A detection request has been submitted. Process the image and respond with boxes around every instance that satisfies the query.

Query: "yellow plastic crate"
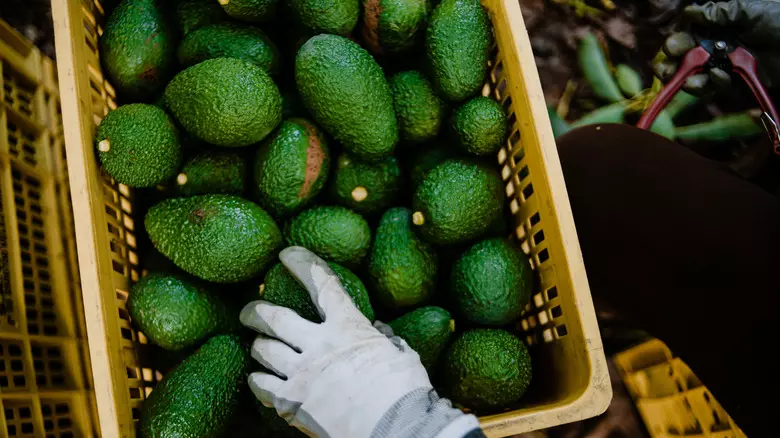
[615,339,744,438]
[51,0,611,435]
[0,18,97,437]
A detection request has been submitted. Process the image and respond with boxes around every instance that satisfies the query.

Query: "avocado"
[388,306,453,374]
[175,150,247,196]
[219,0,278,23]
[426,0,492,102]
[95,104,182,187]
[368,207,438,308]
[329,153,401,215]
[145,195,282,283]
[389,71,445,143]
[127,273,238,350]
[296,34,398,161]
[451,96,508,156]
[254,118,330,218]
[176,0,229,35]
[100,0,176,100]
[442,329,532,410]
[407,145,456,188]
[164,58,282,147]
[139,335,251,437]
[178,23,281,75]
[290,0,359,35]
[262,262,374,322]
[284,206,371,265]
[361,0,429,55]
[451,238,532,325]
[412,159,503,244]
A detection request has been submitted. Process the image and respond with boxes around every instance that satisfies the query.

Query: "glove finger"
[372,320,395,338]
[684,2,740,28]
[240,300,318,351]
[248,371,287,408]
[682,73,711,95]
[251,335,302,379]
[663,32,696,58]
[280,246,360,322]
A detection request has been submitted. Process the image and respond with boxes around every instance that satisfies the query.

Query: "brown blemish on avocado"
[297,120,325,199]
[361,0,383,55]
[139,66,157,82]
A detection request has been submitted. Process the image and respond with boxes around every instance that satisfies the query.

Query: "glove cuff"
[370,388,481,438]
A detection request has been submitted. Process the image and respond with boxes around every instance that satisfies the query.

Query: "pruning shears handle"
[638,44,780,154]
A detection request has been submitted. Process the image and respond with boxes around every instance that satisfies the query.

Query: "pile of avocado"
[99,0,536,435]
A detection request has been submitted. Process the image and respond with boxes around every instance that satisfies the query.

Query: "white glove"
[240,247,480,438]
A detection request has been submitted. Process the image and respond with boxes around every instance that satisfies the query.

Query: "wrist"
[371,388,480,438]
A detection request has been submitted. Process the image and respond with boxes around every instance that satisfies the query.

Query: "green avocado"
[412,159,503,244]
[175,150,247,196]
[95,104,181,187]
[426,0,492,102]
[329,153,401,215]
[443,329,532,411]
[407,144,456,189]
[139,335,251,437]
[451,96,508,156]
[127,273,238,350]
[296,34,398,161]
[164,58,282,147]
[361,0,429,55]
[254,118,330,218]
[290,0,359,35]
[389,306,453,374]
[219,0,278,23]
[100,0,177,100]
[389,71,445,143]
[176,0,229,35]
[178,23,281,75]
[368,207,438,308]
[284,206,371,265]
[145,195,282,283]
[262,262,374,322]
[451,238,532,325]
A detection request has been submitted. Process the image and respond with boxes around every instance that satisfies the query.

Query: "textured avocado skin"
[176,0,229,35]
[219,0,278,23]
[96,104,181,187]
[263,262,374,322]
[290,0,359,35]
[388,306,452,374]
[329,153,401,215]
[139,335,251,438]
[389,71,445,143]
[452,96,508,156]
[254,119,330,218]
[412,159,503,244]
[177,150,247,196]
[426,0,492,102]
[361,0,428,54]
[284,206,371,265]
[100,0,176,100]
[407,145,456,188]
[451,238,532,325]
[178,23,281,75]
[164,58,282,147]
[443,329,532,410]
[295,35,398,161]
[127,273,238,350]
[368,208,438,308]
[145,195,282,283]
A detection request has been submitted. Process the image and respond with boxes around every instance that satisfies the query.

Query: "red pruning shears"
[638,37,780,154]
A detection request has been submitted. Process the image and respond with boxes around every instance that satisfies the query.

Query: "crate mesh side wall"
[0,21,95,438]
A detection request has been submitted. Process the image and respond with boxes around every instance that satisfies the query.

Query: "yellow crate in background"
[615,339,744,438]
[0,18,96,437]
[51,0,611,435]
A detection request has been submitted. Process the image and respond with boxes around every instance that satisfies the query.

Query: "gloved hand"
[653,0,780,94]
[240,246,480,438]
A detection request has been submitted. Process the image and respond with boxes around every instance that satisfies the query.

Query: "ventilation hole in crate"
[551,305,563,318]
[41,400,75,436]
[132,408,141,420]
[0,340,27,390]
[556,324,568,338]
[4,400,37,436]
[515,225,526,241]
[537,248,550,264]
[533,293,544,308]
[490,60,503,82]
[118,307,130,321]
[522,183,534,201]
[529,212,541,227]
[505,181,515,198]
[495,79,507,100]
[105,205,119,220]
[509,130,521,146]
[509,199,519,214]
[537,311,549,325]
[113,260,125,275]
[533,230,545,245]
[3,70,37,122]
[31,343,70,389]
[107,222,120,237]
[517,165,529,182]
[542,328,553,342]
[127,367,139,379]
[129,387,142,399]
[120,327,133,341]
